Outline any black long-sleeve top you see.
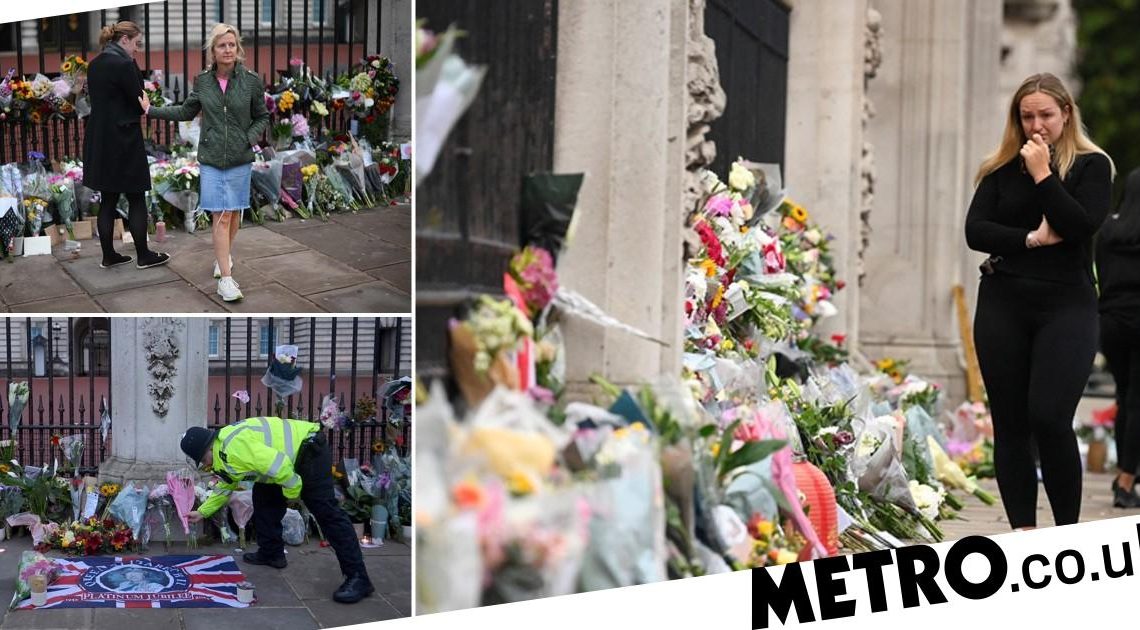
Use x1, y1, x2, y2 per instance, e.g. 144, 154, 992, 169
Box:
965, 152, 1112, 285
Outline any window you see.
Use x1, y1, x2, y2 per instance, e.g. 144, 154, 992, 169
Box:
29, 325, 42, 341
216, 0, 224, 21
259, 322, 284, 357
208, 323, 220, 358
261, 0, 274, 25
311, 0, 325, 25
259, 326, 270, 357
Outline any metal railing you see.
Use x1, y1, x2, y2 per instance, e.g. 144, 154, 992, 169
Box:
0, 0, 381, 168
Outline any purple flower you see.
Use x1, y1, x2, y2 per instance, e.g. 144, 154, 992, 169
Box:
232, 390, 250, 404
27, 151, 44, 162
527, 386, 555, 405
704, 194, 734, 217
289, 113, 309, 138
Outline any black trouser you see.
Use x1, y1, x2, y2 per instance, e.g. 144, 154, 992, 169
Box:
251, 433, 368, 577
974, 273, 1097, 528
97, 191, 153, 259
1101, 313, 1140, 475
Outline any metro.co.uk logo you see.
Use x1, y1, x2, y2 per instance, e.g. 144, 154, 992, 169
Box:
752, 523, 1140, 628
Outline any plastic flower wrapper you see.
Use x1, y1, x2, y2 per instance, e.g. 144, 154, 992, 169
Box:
210, 504, 238, 545
458, 387, 571, 486
926, 435, 996, 505
507, 246, 559, 318
519, 173, 585, 262
318, 394, 348, 430
321, 163, 359, 211
448, 297, 531, 407
282, 508, 306, 546
380, 376, 413, 423
47, 176, 76, 239
108, 481, 149, 541
225, 489, 255, 548
479, 484, 591, 606
10, 551, 60, 610
334, 147, 374, 208
261, 344, 303, 398
165, 470, 198, 546
415, 22, 486, 181
417, 511, 483, 614
58, 434, 83, 476
145, 486, 174, 549
251, 157, 286, 221
578, 424, 667, 591
20, 154, 49, 200
7, 381, 28, 433
0, 484, 25, 523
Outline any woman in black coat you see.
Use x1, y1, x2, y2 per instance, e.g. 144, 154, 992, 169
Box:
1097, 167, 1140, 508
82, 21, 169, 269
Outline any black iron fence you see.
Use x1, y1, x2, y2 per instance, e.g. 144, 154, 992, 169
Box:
0, 316, 112, 475
0, 0, 382, 167
205, 316, 411, 463
0, 316, 410, 476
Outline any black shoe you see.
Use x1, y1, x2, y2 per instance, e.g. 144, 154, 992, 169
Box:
100, 253, 133, 269
136, 251, 171, 269
1114, 486, 1140, 509
333, 574, 374, 604
242, 552, 287, 569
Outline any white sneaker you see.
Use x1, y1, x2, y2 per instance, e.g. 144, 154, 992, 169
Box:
213, 256, 235, 280
217, 276, 243, 302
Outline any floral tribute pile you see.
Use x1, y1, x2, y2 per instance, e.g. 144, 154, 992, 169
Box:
414, 147, 998, 613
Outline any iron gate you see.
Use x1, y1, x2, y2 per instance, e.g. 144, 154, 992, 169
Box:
705, 0, 790, 176
415, 0, 559, 379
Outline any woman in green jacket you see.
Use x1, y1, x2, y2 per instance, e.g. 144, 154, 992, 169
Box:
142, 23, 269, 302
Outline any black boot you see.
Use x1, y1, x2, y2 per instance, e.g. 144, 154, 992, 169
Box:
333, 573, 374, 603
1113, 485, 1140, 509
242, 552, 287, 569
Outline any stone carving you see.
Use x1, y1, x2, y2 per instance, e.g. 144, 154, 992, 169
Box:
141, 318, 184, 418
859, 6, 883, 287
684, 0, 727, 251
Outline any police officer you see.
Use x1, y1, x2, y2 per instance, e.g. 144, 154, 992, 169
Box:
179, 417, 373, 604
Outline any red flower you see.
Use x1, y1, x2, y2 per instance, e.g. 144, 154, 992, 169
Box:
830, 333, 846, 346
836, 280, 847, 290
395, 434, 406, 448
365, 115, 375, 124
693, 220, 726, 267
51, 435, 62, 447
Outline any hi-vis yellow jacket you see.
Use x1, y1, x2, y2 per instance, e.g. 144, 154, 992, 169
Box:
198, 417, 320, 518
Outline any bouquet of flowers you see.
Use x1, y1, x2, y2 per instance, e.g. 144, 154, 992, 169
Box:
47, 175, 77, 239
108, 481, 149, 541
166, 470, 198, 547
507, 246, 559, 317
229, 490, 254, 548
57, 434, 83, 476
319, 395, 351, 430
39, 516, 133, 555
11, 551, 60, 609
301, 163, 326, 219
143, 72, 167, 108
7, 381, 28, 433
261, 344, 303, 398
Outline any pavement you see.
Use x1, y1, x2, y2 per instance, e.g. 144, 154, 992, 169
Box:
0, 535, 410, 629
0, 204, 411, 314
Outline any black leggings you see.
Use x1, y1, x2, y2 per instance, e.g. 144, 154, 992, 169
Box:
97, 191, 152, 259
974, 273, 1097, 528
1101, 313, 1140, 475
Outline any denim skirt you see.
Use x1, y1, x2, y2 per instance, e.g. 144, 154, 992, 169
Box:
199, 163, 252, 212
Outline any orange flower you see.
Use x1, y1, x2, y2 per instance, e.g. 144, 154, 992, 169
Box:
451, 480, 486, 510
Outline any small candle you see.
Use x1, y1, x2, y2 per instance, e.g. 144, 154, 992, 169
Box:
155, 221, 166, 242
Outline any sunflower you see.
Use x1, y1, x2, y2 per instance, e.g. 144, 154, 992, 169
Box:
371, 440, 385, 454
788, 203, 809, 224
331, 466, 344, 480
28, 110, 42, 124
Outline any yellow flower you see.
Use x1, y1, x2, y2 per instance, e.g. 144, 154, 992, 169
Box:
61, 60, 73, 73
787, 202, 808, 224
720, 339, 735, 351
774, 549, 799, 565
331, 466, 344, 479
699, 258, 717, 277
507, 470, 536, 496
710, 284, 726, 309
755, 520, 775, 538
710, 441, 721, 458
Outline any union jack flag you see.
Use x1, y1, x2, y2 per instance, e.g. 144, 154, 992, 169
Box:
18, 555, 252, 609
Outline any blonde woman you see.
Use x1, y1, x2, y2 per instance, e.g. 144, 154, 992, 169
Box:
142, 23, 269, 301
965, 73, 1114, 530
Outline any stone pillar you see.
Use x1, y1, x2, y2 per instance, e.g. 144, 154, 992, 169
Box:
100, 318, 209, 484
858, 0, 1002, 402
554, 0, 688, 392
783, 0, 870, 344
380, 0, 412, 141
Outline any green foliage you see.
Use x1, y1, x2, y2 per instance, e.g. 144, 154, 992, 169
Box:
1076, 0, 1140, 199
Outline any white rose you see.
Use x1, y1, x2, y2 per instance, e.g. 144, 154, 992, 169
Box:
803, 229, 822, 245
728, 162, 756, 192
816, 300, 838, 318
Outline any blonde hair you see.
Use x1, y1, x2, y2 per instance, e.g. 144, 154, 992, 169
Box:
975, 73, 1115, 186
98, 21, 142, 48
205, 23, 245, 67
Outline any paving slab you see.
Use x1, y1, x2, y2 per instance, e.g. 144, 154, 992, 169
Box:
210, 282, 323, 313
8, 294, 104, 313
59, 257, 178, 296
304, 596, 403, 627
92, 281, 221, 313
182, 607, 318, 630
380, 590, 411, 617
306, 281, 411, 313
245, 251, 375, 297
275, 223, 411, 271
166, 251, 276, 294
227, 226, 310, 260
367, 262, 412, 294
2, 609, 95, 630
0, 256, 85, 305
